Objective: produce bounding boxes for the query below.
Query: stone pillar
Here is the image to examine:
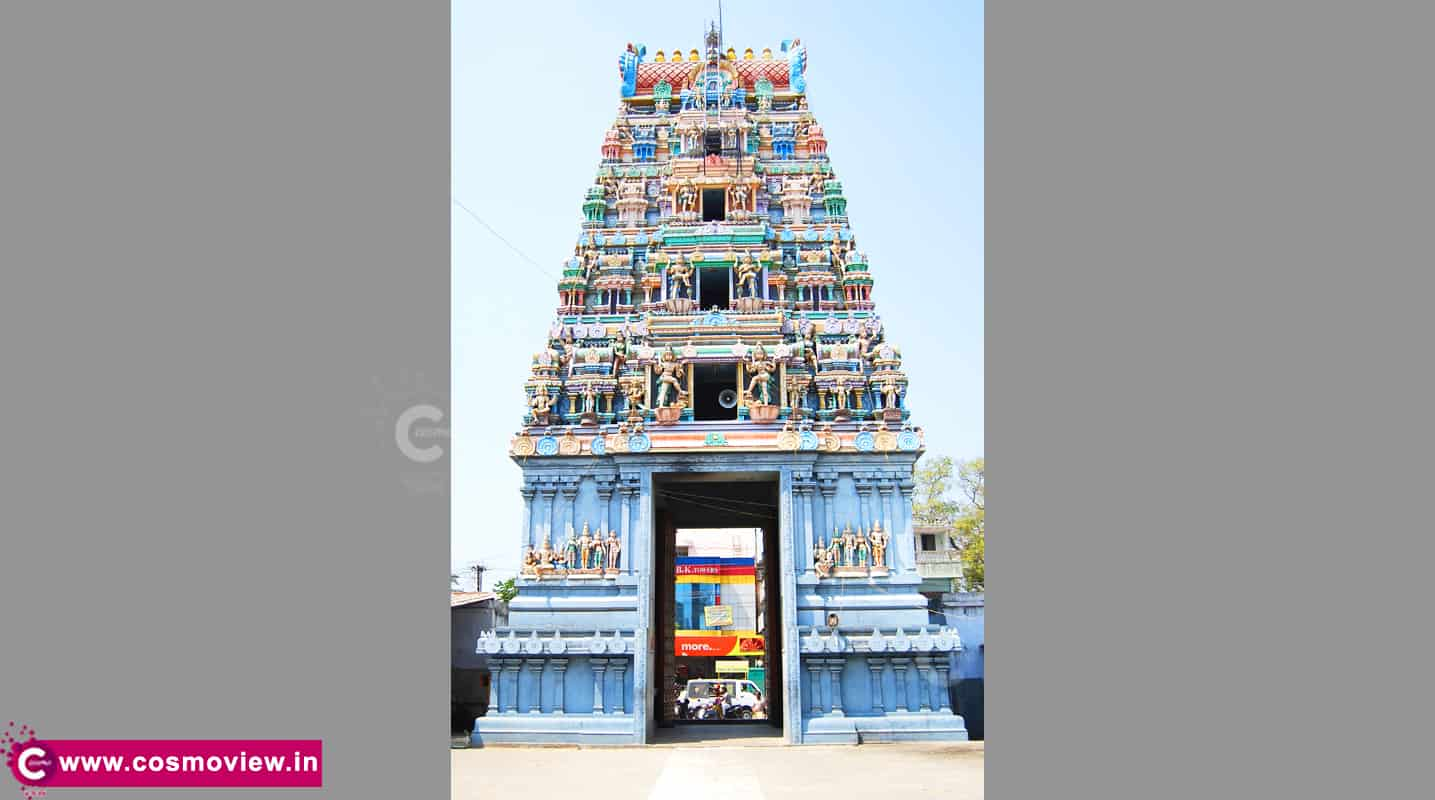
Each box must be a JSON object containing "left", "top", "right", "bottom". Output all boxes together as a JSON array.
[
  {"left": 591, "top": 658, "right": 608, "bottom": 714},
  {"left": 597, "top": 479, "right": 614, "bottom": 543},
  {"left": 863, "top": 480, "right": 880, "bottom": 539},
  {"left": 537, "top": 487, "right": 556, "bottom": 548},
  {"left": 552, "top": 659, "right": 568, "bottom": 715},
  {"left": 520, "top": 485, "right": 536, "bottom": 548},
  {"left": 818, "top": 474, "right": 837, "bottom": 545},
  {"left": 560, "top": 481, "right": 579, "bottom": 538},
  {"left": 853, "top": 476, "right": 868, "bottom": 531},
  {"left": 867, "top": 657, "right": 886, "bottom": 713},
  {"left": 526, "top": 659, "right": 544, "bottom": 713},
  {"left": 896, "top": 477, "right": 918, "bottom": 572},
  {"left": 915, "top": 655, "right": 932, "bottom": 711},
  {"left": 502, "top": 660, "right": 521, "bottom": 715},
  {"left": 610, "top": 658, "right": 628, "bottom": 714},
  {"left": 620, "top": 481, "right": 638, "bottom": 574},
  {"left": 826, "top": 659, "right": 845, "bottom": 717},
  {"left": 878, "top": 482, "right": 896, "bottom": 568},
  {"left": 934, "top": 658, "right": 951, "bottom": 711},
  {"left": 892, "top": 658, "right": 911, "bottom": 712},
  {"left": 486, "top": 664, "right": 499, "bottom": 715},
  {"left": 806, "top": 660, "right": 822, "bottom": 714}
]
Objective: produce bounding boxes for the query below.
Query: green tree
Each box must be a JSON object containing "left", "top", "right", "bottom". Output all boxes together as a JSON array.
[
  {"left": 912, "top": 455, "right": 985, "bottom": 590},
  {"left": 494, "top": 577, "right": 518, "bottom": 604},
  {"left": 913, "top": 455, "right": 960, "bottom": 527},
  {"left": 952, "top": 458, "right": 984, "bottom": 590}
]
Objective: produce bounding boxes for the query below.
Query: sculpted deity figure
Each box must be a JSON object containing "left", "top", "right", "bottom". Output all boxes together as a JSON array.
[
  {"left": 563, "top": 529, "right": 579, "bottom": 569},
  {"left": 581, "top": 381, "right": 598, "bottom": 414},
  {"left": 814, "top": 537, "right": 834, "bottom": 578},
  {"left": 605, "top": 529, "right": 621, "bottom": 570},
  {"left": 744, "top": 343, "right": 776, "bottom": 406},
  {"left": 676, "top": 179, "right": 698, "bottom": 215},
  {"left": 833, "top": 375, "right": 851, "bottom": 410},
  {"left": 828, "top": 528, "right": 843, "bottom": 566},
  {"left": 654, "top": 347, "right": 687, "bottom": 408},
  {"left": 880, "top": 374, "right": 901, "bottom": 410},
  {"left": 529, "top": 390, "right": 553, "bottom": 417},
  {"left": 667, "top": 252, "right": 693, "bottom": 298},
  {"left": 870, "top": 522, "right": 888, "bottom": 568},
  {"left": 728, "top": 181, "right": 750, "bottom": 214},
  {"left": 560, "top": 333, "right": 577, "bottom": 376},
  {"left": 855, "top": 526, "right": 871, "bottom": 567},
  {"left": 623, "top": 378, "right": 646, "bottom": 421},
  {"left": 841, "top": 524, "right": 859, "bottom": 566},
  {"left": 611, "top": 329, "right": 629, "bottom": 376},
  {"left": 578, "top": 522, "right": 594, "bottom": 570},
  {"left": 735, "top": 251, "right": 761, "bottom": 298},
  {"left": 538, "top": 534, "right": 556, "bottom": 568},
  {"left": 522, "top": 546, "right": 539, "bottom": 575}
]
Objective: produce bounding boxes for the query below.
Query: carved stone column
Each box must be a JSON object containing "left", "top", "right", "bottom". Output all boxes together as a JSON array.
[
  {"left": 486, "top": 663, "right": 499, "bottom": 715},
  {"left": 591, "top": 658, "right": 608, "bottom": 714},
  {"left": 806, "top": 660, "right": 823, "bottom": 714},
  {"left": 877, "top": 481, "right": 896, "bottom": 567},
  {"left": 896, "top": 477, "right": 918, "bottom": 572},
  {"left": 818, "top": 474, "right": 838, "bottom": 543},
  {"left": 934, "top": 658, "right": 951, "bottom": 711},
  {"left": 863, "top": 479, "right": 880, "bottom": 538},
  {"left": 596, "top": 479, "right": 614, "bottom": 539},
  {"left": 526, "top": 659, "right": 545, "bottom": 713},
  {"left": 826, "top": 659, "right": 845, "bottom": 717},
  {"left": 891, "top": 658, "right": 911, "bottom": 712},
  {"left": 552, "top": 659, "right": 568, "bottom": 715},
  {"left": 560, "top": 481, "right": 580, "bottom": 538},
  {"left": 520, "top": 484, "right": 536, "bottom": 548},
  {"left": 914, "top": 655, "right": 933, "bottom": 711},
  {"left": 867, "top": 657, "right": 886, "bottom": 714},
  {"left": 620, "top": 480, "right": 639, "bottom": 574},
  {"left": 537, "top": 487, "right": 557, "bottom": 547},
  {"left": 855, "top": 476, "right": 873, "bottom": 531},
  {"left": 502, "top": 659, "right": 521, "bottom": 714},
  {"left": 610, "top": 658, "right": 628, "bottom": 714}
]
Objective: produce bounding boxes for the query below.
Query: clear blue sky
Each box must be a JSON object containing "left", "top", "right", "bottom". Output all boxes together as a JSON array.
[{"left": 453, "top": 0, "right": 983, "bottom": 585}]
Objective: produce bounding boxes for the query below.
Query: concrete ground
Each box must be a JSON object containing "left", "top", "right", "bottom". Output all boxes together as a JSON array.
[{"left": 451, "top": 734, "right": 983, "bottom": 799}]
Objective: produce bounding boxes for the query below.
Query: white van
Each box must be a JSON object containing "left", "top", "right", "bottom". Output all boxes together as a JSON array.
[{"left": 676, "top": 678, "right": 764, "bottom": 720}]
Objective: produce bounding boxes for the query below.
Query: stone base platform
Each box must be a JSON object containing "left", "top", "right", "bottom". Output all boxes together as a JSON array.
[
  {"left": 471, "top": 714, "right": 638, "bottom": 747},
  {"left": 801, "top": 711, "right": 968, "bottom": 745}
]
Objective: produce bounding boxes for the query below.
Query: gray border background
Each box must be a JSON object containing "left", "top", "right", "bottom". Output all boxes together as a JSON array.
[
  {"left": 1, "top": 2, "right": 449, "bottom": 798},
  {"left": 3, "top": 1, "right": 1433, "bottom": 798},
  {"left": 991, "top": 1, "right": 1431, "bottom": 797}
]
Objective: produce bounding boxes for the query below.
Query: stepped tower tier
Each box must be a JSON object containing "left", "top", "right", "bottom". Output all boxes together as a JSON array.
[{"left": 476, "top": 33, "right": 966, "bottom": 747}]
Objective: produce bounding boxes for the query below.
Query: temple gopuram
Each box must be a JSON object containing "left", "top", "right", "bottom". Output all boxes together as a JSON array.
[{"left": 473, "top": 27, "right": 968, "bottom": 745}]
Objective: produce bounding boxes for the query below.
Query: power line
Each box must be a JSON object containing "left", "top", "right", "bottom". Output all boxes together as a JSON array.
[{"left": 451, "top": 196, "right": 561, "bottom": 282}]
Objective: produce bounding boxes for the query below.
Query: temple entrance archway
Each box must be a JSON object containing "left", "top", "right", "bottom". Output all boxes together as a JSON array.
[{"left": 651, "top": 472, "right": 786, "bottom": 743}]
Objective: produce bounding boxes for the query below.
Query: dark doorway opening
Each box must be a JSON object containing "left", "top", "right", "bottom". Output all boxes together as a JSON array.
[
  {"left": 701, "top": 188, "right": 725, "bottom": 221},
  {"left": 698, "top": 267, "right": 728, "bottom": 310},
  {"left": 704, "top": 131, "right": 722, "bottom": 156},
  {"left": 692, "top": 363, "right": 737, "bottom": 421},
  {"left": 652, "top": 473, "right": 784, "bottom": 742}
]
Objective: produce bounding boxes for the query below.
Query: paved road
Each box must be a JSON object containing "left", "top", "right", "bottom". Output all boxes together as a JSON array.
[{"left": 451, "top": 740, "right": 983, "bottom": 799}]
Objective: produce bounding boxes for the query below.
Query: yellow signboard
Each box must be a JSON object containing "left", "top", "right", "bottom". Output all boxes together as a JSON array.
[
  {"left": 703, "top": 604, "right": 734, "bottom": 627},
  {"left": 715, "top": 660, "right": 748, "bottom": 675}
]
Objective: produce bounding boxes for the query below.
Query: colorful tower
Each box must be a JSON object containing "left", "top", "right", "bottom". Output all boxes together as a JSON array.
[{"left": 475, "top": 30, "right": 966, "bottom": 746}]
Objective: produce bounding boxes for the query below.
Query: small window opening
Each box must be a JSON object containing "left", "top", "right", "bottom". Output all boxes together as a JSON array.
[
  {"left": 693, "top": 363, "right": 738, "bottom": 421},
  {"left": 701, "top": 188, "right": 725, "bottom": 222},
  {"left": 704, "top": 131, "right": 722, "bottom": 156},
  {"left": 921, "top": 533, "right": 937, "bottom": 552},
  {"left": 698, "top": 267, "right": 728, "bottom": 309}
]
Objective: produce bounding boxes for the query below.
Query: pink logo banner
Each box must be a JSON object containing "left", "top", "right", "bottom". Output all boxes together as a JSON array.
[{"left": 6, "top": 739, "right": 322, "bottom": 789}]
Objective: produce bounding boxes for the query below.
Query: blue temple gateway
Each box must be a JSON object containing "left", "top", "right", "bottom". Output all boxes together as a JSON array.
[{"left": 473, "top": 27, "right": 968, "bottom": 745}]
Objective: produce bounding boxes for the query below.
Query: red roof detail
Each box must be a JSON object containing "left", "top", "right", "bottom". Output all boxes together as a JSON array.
[{"left": 635, "top": 59, "right": 790, "bottom": 94}]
